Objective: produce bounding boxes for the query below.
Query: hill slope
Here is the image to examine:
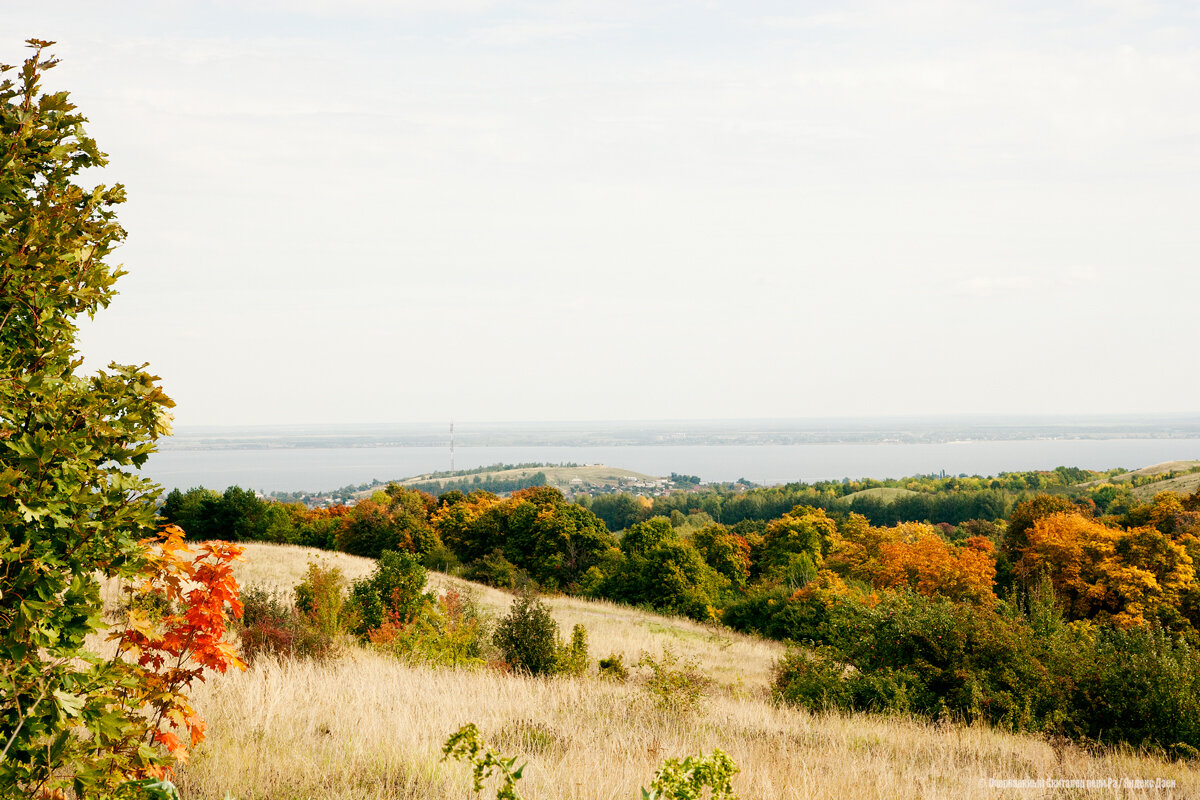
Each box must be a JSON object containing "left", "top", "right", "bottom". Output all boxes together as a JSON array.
[
  {"left": 1074, "top": 460, "right": 1200, "bottom": 500},
  {"left": 842, "top": 487, "right": 919, "bottom": 505},
  {"left": 358, "top": 464, "right": 663, "bottom": 497},
  {"left": 170, "top": 543, "right": 1199, "bottom": 799}
]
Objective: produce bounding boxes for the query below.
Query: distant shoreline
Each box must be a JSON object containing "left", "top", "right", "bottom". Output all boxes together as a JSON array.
[{"left": 160, "top": 415, "right": 1200, "bottom": 452}]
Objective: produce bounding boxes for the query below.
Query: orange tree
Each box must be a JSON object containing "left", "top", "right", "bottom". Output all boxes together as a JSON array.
[
  {"left": 1015, "top": 511, "right": 1195, "bottom": 627},
  {"left": 0, "top": 41, "right": 242, "bottom": 797}
]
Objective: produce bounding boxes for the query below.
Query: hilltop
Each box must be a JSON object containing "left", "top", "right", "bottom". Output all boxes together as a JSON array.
[
  {"left": 168, "top": 543, "right": 1198, "bottom": 799},
  {"left": 366, "top": 464, "right": 668, "bottom": 497},
  {"left": 840, "top": 486, "right": 919, "bottom": 505}
]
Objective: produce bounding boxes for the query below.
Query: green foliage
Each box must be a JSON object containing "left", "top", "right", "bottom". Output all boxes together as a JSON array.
[
  {"left": 621, "top": 518, "right": 677, "bottom": 558},
  {"left": 121, "top": 779, "right": 182, "bottom": 799},
  {"left": 642, "top": 749, "right": 739, "bottom": 800},
  {"left": 346, "top": 550, "right": 433, "bottom": 637},
  {"left": 1070, "top": 623, "right": 1200, "bottom": 748},
  {"left": 369, "top": 589, "right": 490, "bottom": 668},
  {"left": 767, "top": 583, "right": 1200, "bottom": 749},
  {"left": 294, "top": 559, "right": 347, "bottom": 638},
  {"left": 598, "top": 653, "right": 630, "bottom": 681},
  {"left": 589, "top": 492, "right": 649, "bottom": 532},
  {"left": 442, "top": 723, "right": 526, "bottom": 800},
  {"left": 691, "top": 525, "right": 750, "bottom": 592},
  {"left": 435, "top": 488, "right": 617, "bottom": 591},
  {"left": 638, "top": 649, "right": 711, "bottom": 716},
  {"left": 771, "top": 649, "right": 852, "bottom": 711},
  {"left": 602, "top": 539, "right": 729, "bottom": 621},
  {"left": 465, "top": 549, "right": 531, "bottom": 590},
  {"left": 0, "top": 40, "right": 197, "bottom": 794},
  {"left": 555, "top": 623, "right": 590, "bottom": 677},
  {"left": 492, "top": 591, "right": 561, "bottom": 676},
  {"left": 443, "top": 723, "right": 740, "bottom": 800}
]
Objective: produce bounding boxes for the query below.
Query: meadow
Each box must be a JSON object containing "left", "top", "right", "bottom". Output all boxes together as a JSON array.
[{"left": 167, "top": 544, "right": 1198, "bottom": 800}]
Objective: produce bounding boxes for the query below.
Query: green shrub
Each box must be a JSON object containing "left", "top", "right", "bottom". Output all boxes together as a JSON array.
[
  {"left": 423, "top": 542, "right": 462, "bottom": 573},
  {"left": 443, "top": 724, "right": 740, "bottom": 800},
  {"left": 443, "top": 723, "right": 526, "bottom": 800},
  {"left": 639, "top": 648, "right": 711, "bottom": 716},
  {"left": 466, "top": 549, "right": 531, "bottom": 590},
  {"left": 771, "top": 648, "right": 851, "bottom": 711},
  {"left": 555, "top": 624, "right": 590, "bottom": 677},
  {"left": 294, "top": 560, "right": 346, "bottom": 637},
  {"left": 346, "top": 549, "right": 434, "bottom": 637},
  {"left": 493, "top": 591, "right": 561, "bottom": 676},
  {"left": 1071, "top": 623, "right": 1200, "bottom": 748},
  {"left": 598, "top": 653, "right": 630, "bottom": 681},
  {"left": 369, "top": 589, "right": 491, "bottom": 668},
  {"left": 643, "top": 749, "right": 739, "bottom": 800},
  {"left": 238, "top": 581, "right": 343, "bottom": 662}
]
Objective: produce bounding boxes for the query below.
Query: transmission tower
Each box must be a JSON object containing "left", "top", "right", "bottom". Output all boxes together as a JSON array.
[{"left": 449, "top": 420, "right": 455, "bottom": 473}]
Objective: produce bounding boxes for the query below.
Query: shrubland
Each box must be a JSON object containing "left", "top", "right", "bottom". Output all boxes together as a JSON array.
[
  {"left": 162, "top": 464, "right": 1200, "bottom": 751},
  {"left": 167, "top": 542, "right": 1199, "bottom": 799}
]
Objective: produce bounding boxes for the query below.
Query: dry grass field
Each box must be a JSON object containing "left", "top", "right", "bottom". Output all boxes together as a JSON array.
[{"left": 164, "top": 543, "right": 1198, "bottom": 799}]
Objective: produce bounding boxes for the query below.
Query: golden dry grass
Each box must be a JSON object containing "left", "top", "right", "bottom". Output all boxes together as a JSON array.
[{"left": 166, "top": 543, "right": 1199, "bottom": 800}]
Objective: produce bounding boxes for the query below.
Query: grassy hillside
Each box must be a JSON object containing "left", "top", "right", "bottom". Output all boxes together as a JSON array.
[
  {"left": 164, "top": 543, "right": 1198, "bottom": 799},
  {"left": 1129, "top": 471, "right": 1200, "bottom": 500},
  {"left": 1075, "top": 460, "right": 1200, "bottom": 488},
  {"left": 390, "top": 464, "right": 662, "bottom": 494},
  {"left": 841, "top": 487, "right": 919, "bottom": 505},
  {"left": 1074, "top": 460, "right": 1200, "bottom": 500}
]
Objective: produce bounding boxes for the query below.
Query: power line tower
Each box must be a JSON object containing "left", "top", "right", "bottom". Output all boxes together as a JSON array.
[{"left": 449, "top": 420, "right": 455, "bottom": 473}]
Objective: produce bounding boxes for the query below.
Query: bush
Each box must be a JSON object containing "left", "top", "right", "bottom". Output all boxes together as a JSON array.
[
  {"left": 771, "top": 648, "right": 852, "bottom": 711},
  {"left": 643, "top": 749, "right": 739, "bottom": 800},
  {"left": 1070, "top": 623, "right": 1200, "bottom": 748},
  {"left": 237, "top": 585, "right": 298, "bottom": 662},
  {"left": 493, "top": 591, "right": 561, "bottom": 676},
  {"left": 639, "top": 648, "right": 711, "bottom": 716},
  {"left": 294, "top": 560, "right": 347, "bottom": 638},
  {"left": 466, "top": 549, "right": 531, "bottom": 590},
  {"left": 555, "top": 624, "right": 590, "bottom": 677},
  {"left": 238, "top": 578, "right": 343, "bottom": 662},
  {"left": 346, "top": 549, "right": 433, "bottom": 637},
  {"left": 369, "top": 588, "right": 491, "bottom": 668},
  {"left": 598, "top": 653, "right": 630, "bottom": 681}
]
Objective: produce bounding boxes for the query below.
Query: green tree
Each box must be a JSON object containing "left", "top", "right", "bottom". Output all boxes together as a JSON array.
[
  {"left": 0, "top": 41, "right": 183, "bottom": 793},
  {"left": 620, "top": 517, "right": 676, "bottom": 558},
  {"left": 492, "top": 591, "right": 561, "bottom": 676}
]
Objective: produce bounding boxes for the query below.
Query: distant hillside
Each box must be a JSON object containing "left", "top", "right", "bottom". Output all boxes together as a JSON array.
[
  {"left": 1074, "top": 460, "right": 1200, "bottom": 500},
  {"left": 372, "top": 464, "right": 664, "bottom": 496},
  {"left": 1128, "top": 470, "right": 1200, "bottom": 500}
]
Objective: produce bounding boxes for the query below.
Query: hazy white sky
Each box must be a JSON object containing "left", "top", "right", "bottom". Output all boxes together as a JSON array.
[{"left": 6, "top": 1, "right": 1199, "bottom": 425}]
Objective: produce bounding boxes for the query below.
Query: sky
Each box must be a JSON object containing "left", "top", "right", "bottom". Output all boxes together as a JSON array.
[{"left": 5, "top": 1, "right": 1199, "bottom": 426}]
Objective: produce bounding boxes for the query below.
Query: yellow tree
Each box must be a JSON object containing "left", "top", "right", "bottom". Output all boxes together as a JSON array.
[{"left": 1016, "top": 511, "right": 1195, "bottom": 626}]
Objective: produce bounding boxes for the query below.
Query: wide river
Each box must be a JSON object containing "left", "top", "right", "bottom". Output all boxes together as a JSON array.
[{"left": 143, "top": 439, "right": 1200, "bottom": 493}]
